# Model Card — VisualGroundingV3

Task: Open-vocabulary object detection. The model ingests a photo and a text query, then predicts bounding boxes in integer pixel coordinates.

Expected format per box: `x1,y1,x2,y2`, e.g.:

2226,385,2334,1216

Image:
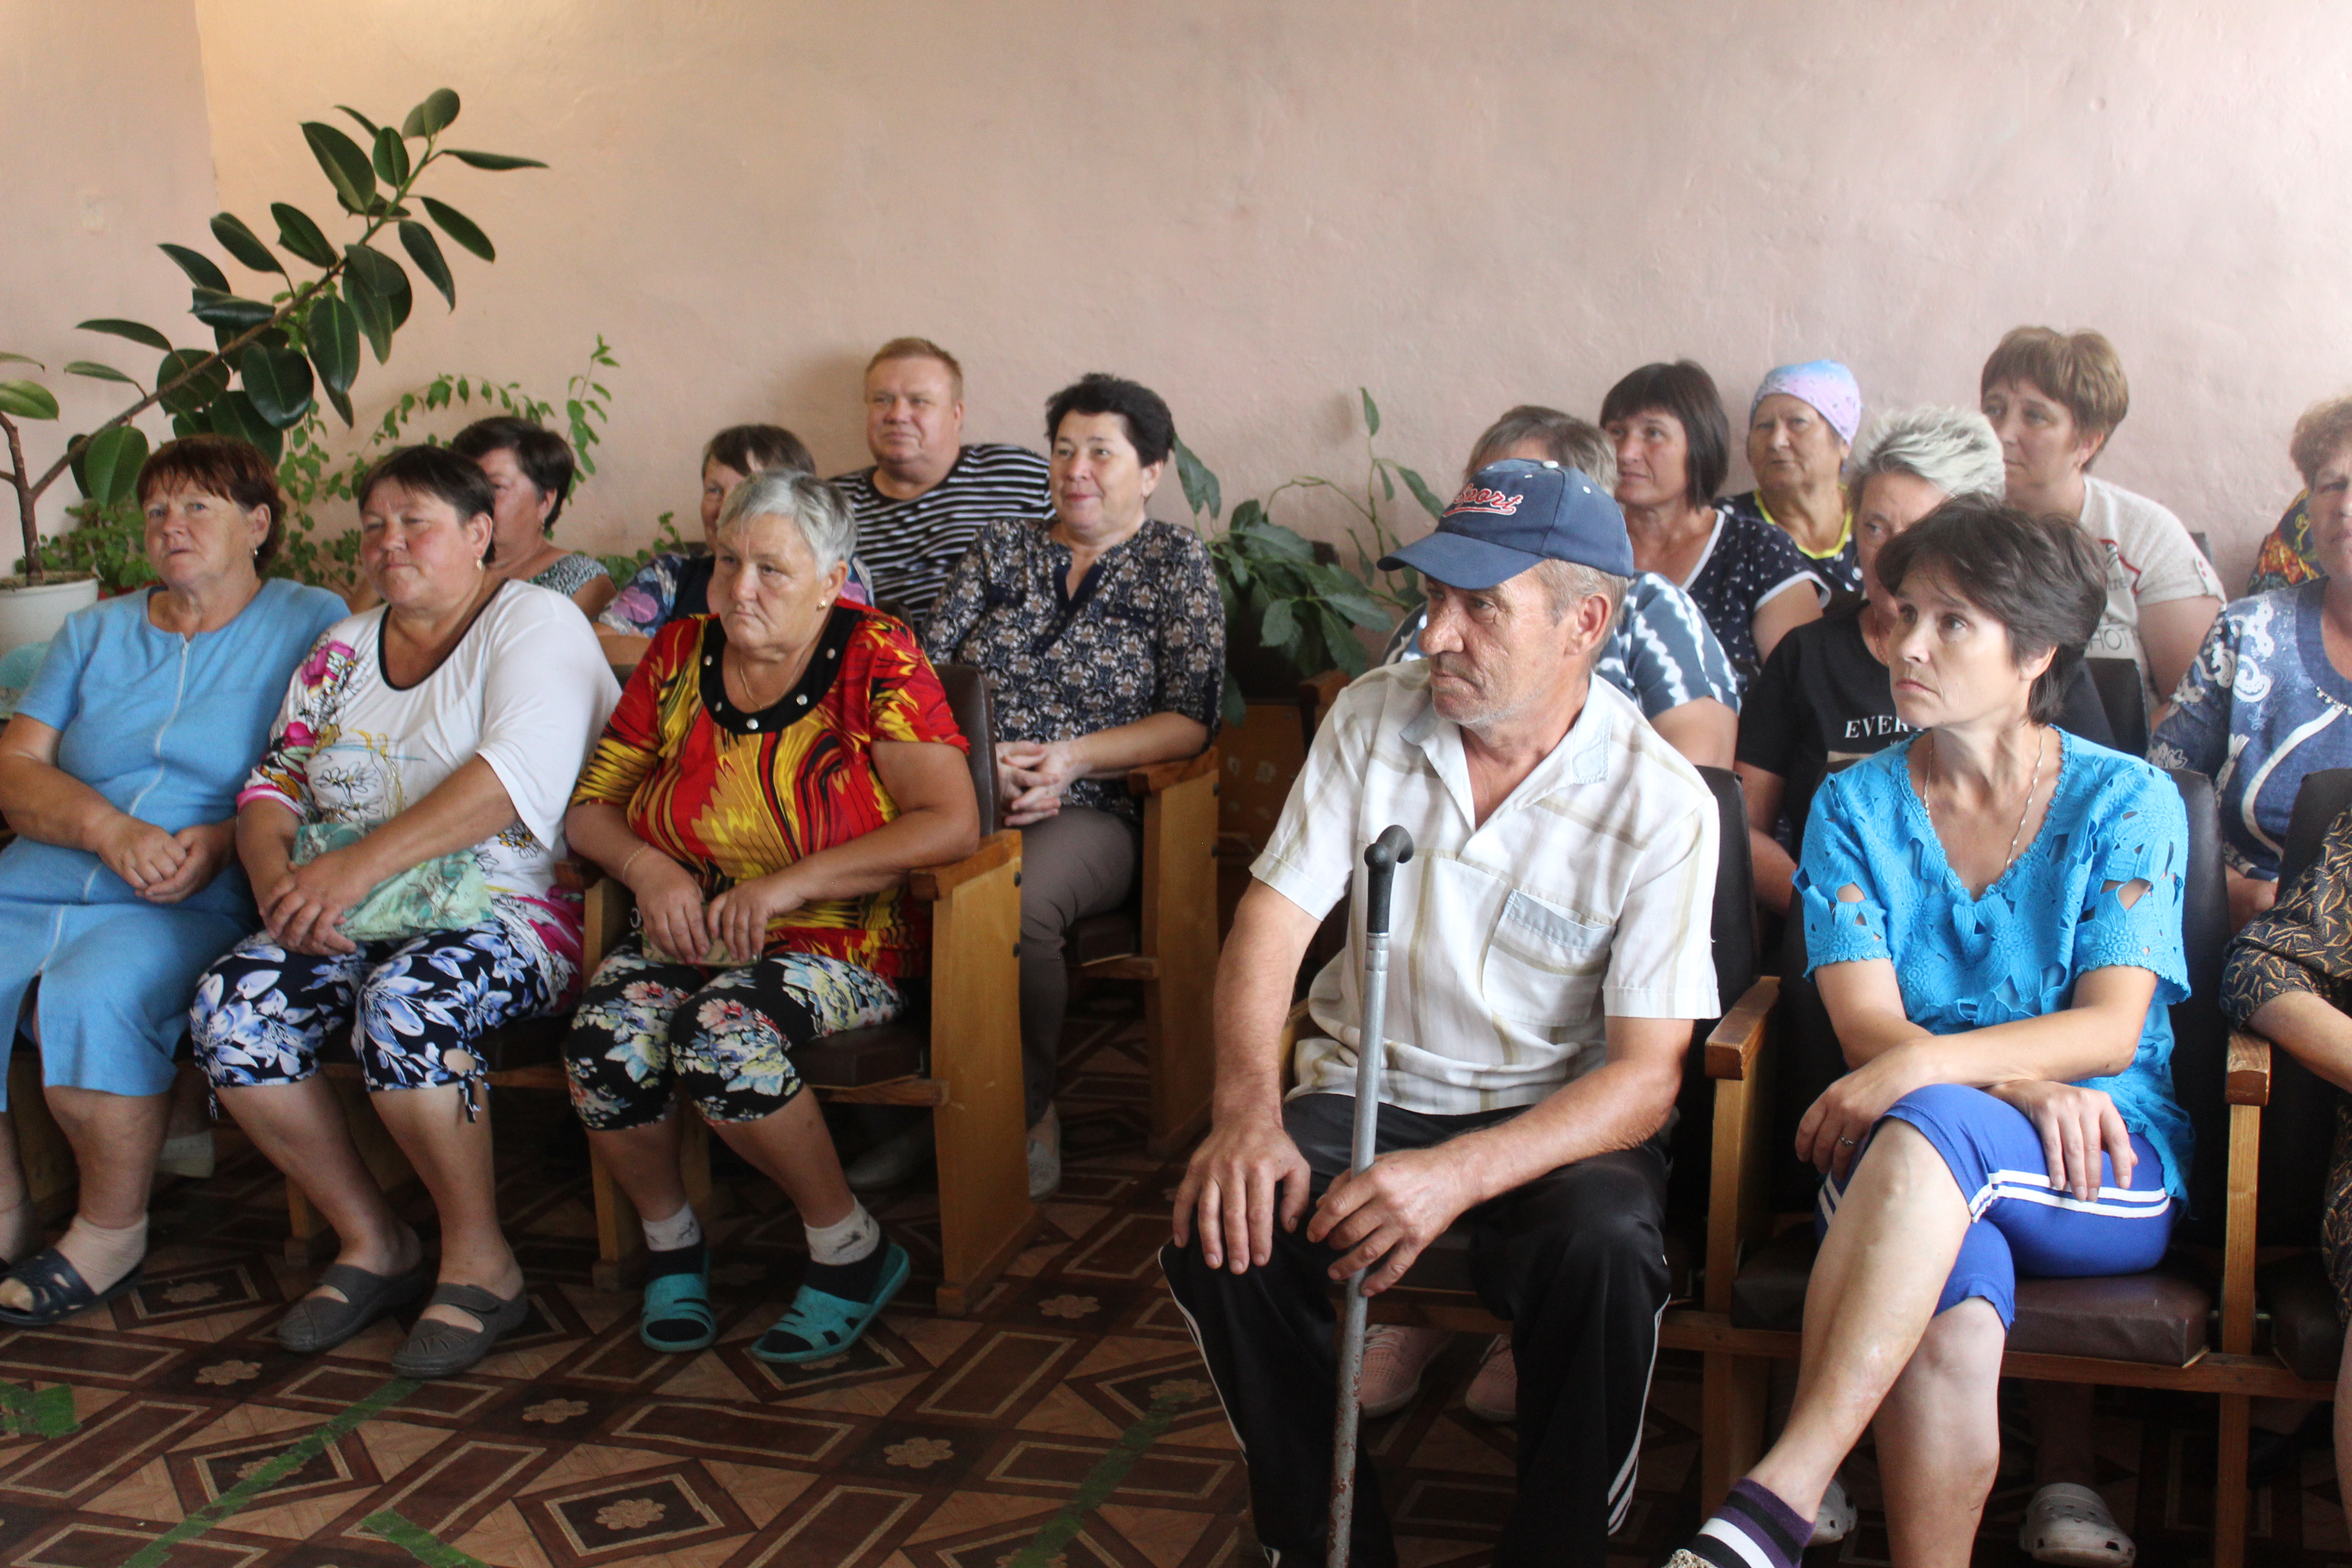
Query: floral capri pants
190,916,567,1115
562,936,902,1130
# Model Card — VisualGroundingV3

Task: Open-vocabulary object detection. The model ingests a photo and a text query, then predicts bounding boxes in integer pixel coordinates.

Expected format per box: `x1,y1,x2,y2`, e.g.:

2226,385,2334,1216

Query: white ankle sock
58,1213,147,1293
805,1202,879,1266
642,1202,702,1254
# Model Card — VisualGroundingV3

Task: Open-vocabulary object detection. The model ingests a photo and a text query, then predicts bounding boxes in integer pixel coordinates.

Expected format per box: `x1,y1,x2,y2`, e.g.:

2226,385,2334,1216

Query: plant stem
1,412,39,583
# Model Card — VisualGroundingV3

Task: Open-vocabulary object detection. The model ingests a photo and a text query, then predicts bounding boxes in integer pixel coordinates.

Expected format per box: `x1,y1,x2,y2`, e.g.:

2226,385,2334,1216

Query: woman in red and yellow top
562,470,978,1365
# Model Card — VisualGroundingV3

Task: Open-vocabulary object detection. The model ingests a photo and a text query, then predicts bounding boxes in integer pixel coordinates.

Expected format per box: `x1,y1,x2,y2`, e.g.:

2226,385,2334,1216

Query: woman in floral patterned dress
562,469,979,1361
189,445,618,1377
922,372,1224,1199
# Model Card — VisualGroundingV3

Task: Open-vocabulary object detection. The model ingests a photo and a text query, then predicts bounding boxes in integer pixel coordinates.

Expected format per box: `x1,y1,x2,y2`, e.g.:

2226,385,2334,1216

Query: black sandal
0,1246,143,1327
279,1260,433,1353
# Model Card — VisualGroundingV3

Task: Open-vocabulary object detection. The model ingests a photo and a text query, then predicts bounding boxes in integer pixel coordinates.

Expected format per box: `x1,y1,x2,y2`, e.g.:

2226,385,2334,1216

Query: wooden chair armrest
1703,976,1780,1081
911,831,1022,902
551,856,599,893
1128,749,1219,796
2226,1029,2272,1107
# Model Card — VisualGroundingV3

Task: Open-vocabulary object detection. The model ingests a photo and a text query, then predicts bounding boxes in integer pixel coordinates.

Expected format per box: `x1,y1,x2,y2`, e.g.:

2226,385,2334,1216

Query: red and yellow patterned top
571,606,969,978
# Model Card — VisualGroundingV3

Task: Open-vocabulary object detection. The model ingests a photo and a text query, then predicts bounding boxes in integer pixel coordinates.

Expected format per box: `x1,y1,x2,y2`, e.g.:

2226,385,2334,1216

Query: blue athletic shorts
1816,1082,2175,1329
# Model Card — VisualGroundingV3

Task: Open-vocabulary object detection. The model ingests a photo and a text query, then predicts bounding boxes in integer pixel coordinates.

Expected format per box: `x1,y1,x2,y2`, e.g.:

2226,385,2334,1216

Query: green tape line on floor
1003,1380,1211,1568
0,1381,76,1437
364,1507,494,1567
122,1376,421,1568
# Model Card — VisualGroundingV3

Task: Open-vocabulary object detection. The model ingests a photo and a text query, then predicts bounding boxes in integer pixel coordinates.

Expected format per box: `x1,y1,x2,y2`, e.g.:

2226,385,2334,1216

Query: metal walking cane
1328,824,1414,1568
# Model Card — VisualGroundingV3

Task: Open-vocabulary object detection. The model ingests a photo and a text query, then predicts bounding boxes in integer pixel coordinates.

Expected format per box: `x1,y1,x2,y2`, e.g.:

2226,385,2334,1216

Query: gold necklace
1923,727,2046,878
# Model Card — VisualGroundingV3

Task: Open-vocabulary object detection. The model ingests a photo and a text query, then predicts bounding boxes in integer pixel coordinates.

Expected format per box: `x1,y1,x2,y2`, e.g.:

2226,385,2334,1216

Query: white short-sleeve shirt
2078,476,2225,709
1253,662,1721,1115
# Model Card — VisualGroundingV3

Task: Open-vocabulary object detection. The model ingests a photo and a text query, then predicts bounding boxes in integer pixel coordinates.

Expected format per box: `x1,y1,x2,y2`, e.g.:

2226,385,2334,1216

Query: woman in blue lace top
1673,500,2192,1568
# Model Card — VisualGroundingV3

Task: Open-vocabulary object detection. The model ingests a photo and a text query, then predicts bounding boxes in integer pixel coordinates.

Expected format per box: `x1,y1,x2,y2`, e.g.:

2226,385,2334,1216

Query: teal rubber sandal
751,1241,909,1364
639,1248,715,1353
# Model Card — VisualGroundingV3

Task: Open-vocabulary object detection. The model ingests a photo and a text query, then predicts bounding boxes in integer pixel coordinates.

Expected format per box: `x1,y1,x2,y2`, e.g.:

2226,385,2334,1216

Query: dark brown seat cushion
1068,909,1140,967
1730,1226,2210,1365
798,1019,927,1089
2261,1251,2343,1383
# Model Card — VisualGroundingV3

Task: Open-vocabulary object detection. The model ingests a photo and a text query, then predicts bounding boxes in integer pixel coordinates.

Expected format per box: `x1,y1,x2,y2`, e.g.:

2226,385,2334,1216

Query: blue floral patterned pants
562,937,902,1130
190,918,564,1108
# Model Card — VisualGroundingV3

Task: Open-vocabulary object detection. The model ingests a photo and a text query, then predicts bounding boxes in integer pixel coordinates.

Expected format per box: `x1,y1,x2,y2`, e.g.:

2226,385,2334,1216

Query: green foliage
0,86,546,581
598,510,688,587
1174,387,1441,726
29,338,626,596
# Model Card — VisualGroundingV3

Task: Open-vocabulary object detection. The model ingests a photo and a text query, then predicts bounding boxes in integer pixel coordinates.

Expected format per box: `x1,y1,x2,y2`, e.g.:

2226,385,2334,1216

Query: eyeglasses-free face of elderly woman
562,470,980,1362
0,436,348,1325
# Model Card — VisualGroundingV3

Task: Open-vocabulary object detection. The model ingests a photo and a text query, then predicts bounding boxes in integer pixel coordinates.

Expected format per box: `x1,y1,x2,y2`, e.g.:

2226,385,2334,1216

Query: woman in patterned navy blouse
924,373,1225,1198
563,469,980,1364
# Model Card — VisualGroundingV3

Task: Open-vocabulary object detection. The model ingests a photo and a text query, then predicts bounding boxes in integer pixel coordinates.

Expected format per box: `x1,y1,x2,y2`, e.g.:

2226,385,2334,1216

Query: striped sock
1671,1479,1811,1568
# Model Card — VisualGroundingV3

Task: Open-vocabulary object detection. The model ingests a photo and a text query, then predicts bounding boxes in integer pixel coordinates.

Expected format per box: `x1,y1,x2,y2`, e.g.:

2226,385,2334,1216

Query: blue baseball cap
1378,459,1634,590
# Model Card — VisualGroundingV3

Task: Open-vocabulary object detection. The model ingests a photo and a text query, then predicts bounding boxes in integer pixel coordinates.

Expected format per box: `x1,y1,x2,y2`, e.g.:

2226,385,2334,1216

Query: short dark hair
1044,373,1175,469
1980,326,2129,454
1598,360,1730,509
702,423,814,477
358,445,500,564
1874,498,2107,725
137,434,287,570
448,416,575,530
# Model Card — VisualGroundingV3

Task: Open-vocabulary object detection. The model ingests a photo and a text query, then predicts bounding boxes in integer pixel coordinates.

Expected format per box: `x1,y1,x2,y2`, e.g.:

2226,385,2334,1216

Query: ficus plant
0,86,544,583
1174,388,1443,726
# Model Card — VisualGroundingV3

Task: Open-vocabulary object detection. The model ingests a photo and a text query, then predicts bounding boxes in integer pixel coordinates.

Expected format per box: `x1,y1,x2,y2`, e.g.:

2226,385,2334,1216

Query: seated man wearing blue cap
1161,459,1721,1568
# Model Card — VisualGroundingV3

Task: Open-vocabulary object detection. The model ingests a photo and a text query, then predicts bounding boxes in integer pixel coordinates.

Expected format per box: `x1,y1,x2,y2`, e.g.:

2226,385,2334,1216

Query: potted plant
0,87,543,650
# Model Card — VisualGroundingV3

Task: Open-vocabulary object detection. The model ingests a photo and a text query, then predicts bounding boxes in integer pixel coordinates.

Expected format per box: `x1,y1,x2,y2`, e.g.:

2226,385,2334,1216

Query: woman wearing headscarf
1721,360,1866,598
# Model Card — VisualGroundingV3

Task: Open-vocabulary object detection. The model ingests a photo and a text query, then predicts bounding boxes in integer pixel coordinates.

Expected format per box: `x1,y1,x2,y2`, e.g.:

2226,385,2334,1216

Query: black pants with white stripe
1160,1092,1670,1568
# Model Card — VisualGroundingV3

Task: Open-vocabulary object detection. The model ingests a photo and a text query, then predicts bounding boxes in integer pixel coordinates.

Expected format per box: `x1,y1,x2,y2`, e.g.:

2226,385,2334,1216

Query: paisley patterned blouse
921,518,1225,819
569,607,968,978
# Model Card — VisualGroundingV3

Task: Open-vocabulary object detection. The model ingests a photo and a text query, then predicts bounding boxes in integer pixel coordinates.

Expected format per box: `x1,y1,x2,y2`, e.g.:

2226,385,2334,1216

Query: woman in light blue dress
0,435,346,1324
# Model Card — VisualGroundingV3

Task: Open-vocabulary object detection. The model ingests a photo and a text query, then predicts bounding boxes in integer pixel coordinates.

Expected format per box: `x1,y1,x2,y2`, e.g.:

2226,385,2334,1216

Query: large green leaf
0,381,59,420
401,88,461,138
77,318,172,352
1260,597,1298,651
79,425,149,507
0,352,41,368
1241,521,1316,564
63,361,139,387
190,288,276,332
343,274,395,364
1360,387,1381,438
306,294,361,394
155,348,229,415
1318,605,1372,675
1395,463,1447,521
418,196,495,262
1220,670,1247,731
1172,436,1221,522
207,389,284,462
444,148,547,171
397,222,456,308
343,245,412,328
301,121,377,213
372,125,411,186
269,203,338,269
335,104,380,137
324,383,355,427
1228,498,1265,533
240,343,315,427
158,243,229,293
209,212,282,276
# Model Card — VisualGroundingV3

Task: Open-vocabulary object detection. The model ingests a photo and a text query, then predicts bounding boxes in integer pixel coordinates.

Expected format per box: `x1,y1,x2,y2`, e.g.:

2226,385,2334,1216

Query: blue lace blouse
1797,731,2194,1200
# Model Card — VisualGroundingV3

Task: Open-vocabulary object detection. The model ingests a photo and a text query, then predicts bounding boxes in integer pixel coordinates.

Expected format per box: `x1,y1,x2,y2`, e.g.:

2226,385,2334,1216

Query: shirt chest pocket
1480,888,1612,1025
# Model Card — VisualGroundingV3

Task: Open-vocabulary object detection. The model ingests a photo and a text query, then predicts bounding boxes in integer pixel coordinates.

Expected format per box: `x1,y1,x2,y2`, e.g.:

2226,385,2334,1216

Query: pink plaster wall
3,0,218,536
56,3,2352,591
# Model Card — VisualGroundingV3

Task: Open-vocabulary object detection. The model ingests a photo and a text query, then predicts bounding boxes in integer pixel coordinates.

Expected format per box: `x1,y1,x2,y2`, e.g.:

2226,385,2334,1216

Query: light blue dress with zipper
0,578,346,1107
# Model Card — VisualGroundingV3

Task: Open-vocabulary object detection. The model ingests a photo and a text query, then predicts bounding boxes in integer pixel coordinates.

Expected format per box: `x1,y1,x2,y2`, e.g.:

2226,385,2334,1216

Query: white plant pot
0,575,99,658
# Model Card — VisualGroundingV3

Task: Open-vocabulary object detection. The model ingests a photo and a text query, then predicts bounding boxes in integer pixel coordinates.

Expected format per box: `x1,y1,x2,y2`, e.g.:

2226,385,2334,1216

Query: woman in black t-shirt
1735,407,2112,915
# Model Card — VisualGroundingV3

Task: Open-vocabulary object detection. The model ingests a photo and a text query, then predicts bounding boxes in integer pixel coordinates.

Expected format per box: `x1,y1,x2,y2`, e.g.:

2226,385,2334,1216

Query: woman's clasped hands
625,843,806,965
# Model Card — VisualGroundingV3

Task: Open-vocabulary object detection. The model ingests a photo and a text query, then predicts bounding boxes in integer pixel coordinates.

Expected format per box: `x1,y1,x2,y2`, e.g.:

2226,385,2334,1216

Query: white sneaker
1357,1324,1450,1417
2020,1481,2136,1566
1813,1473,1857,1545
1027,1104,1061,1201
155,1130,215,1181
1464,1334,1515,1423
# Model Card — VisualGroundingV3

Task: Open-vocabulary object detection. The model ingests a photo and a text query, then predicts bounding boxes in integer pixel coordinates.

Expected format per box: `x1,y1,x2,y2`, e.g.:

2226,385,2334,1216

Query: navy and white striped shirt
832,442,1054,625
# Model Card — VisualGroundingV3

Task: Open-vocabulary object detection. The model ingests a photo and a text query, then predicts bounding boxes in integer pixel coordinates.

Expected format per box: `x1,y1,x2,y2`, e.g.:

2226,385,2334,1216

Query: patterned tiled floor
1,991,2345,1566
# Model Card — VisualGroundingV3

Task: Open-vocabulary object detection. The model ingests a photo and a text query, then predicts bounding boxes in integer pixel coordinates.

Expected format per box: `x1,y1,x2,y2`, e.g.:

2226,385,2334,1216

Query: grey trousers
1017,805,1140,1128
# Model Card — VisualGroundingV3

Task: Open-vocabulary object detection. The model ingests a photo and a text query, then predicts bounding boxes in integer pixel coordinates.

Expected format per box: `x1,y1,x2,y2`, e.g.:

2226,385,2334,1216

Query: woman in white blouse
191,445,617,1379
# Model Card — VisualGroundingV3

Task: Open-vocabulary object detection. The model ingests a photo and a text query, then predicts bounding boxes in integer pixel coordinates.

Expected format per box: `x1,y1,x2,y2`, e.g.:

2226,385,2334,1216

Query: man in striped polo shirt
1162,459,1721,1568
831,338,1054,626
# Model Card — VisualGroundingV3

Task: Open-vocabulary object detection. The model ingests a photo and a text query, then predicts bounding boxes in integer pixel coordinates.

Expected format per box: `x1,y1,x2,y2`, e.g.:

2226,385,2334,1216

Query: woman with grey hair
561,468,982,1362
1737,408,2113,917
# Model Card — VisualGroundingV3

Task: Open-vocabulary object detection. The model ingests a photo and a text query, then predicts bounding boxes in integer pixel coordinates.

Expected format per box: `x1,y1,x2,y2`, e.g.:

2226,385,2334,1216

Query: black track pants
1160,1092,1670,1568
